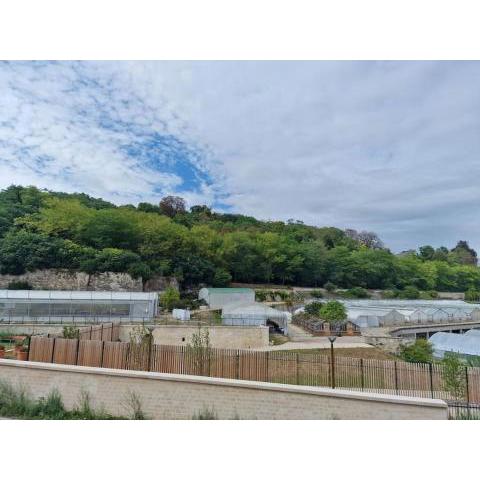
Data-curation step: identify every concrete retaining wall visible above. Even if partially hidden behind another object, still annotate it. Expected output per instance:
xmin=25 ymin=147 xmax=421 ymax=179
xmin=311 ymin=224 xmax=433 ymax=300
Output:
xmin=120 ymin=325 xmax=269 ymax=349
xmin=0 ymin=360 xmax=448 ymax=419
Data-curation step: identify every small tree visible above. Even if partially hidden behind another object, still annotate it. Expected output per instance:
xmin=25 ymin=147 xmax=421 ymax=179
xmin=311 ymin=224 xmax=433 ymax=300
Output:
xmin=442 ymin=352 xmax=466 ymax=401
xmin=399 ymin=339 xmax=433 ymax=363
xmin=310 ymin=289 xmax=323 ymax=299
xmin=187 ymin=325 xmax=212 ymax=376
xmin=319 ymin=301 xmax=347 ymax=323
xmin=160 ymin=287 xmax=180 ymax=312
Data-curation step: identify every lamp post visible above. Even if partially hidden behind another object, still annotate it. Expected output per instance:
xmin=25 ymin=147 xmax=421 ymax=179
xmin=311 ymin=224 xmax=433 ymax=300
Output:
xmin=328 ymin=335 xmax=337 ymax=389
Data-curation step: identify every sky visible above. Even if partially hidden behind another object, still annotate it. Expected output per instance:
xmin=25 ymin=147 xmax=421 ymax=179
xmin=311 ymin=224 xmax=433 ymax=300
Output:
xmin=0 ymin=60 xmax=479 ymax=253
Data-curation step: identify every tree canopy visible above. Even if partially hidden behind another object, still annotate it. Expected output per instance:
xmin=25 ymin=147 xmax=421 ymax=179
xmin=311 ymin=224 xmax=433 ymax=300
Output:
xmin=1 ymin=185 xmax=480 ymax=291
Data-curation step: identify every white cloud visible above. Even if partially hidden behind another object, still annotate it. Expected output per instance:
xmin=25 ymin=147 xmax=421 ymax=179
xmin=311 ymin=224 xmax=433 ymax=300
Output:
xmin=1 ymin=61 xmax=480 ymax=252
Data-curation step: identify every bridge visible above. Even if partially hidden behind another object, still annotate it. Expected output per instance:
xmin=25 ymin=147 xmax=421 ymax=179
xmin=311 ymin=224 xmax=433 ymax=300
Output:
xmin=391 ymin=321 xmax=480 ymax=339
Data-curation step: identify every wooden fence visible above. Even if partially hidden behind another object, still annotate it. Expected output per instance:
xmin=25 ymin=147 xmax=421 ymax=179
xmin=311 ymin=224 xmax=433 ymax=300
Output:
xmin=26 ymin=336 xmax=480 ymax=404
xmin=46 ymin=323 xmax=120 ymax=341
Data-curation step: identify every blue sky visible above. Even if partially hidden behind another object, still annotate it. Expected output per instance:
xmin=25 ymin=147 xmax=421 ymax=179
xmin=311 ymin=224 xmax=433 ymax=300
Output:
xmin=1 ymin=60 xmax=480 ymax=252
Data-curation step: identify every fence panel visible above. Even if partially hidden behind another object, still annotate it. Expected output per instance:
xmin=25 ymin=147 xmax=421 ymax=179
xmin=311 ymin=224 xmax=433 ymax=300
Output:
xmin=77 ymin=340 xmax=103 ymax=367
xmin=28 ymin=336 xmax=55 ymax=363
xmin=102 ymin=341 xmax=129 ymax=370
xmin=52 ymin=338 xmax=78 ymax=365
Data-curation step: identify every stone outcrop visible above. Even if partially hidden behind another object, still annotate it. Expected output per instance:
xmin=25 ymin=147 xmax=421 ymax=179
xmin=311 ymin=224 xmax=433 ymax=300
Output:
xmin=0 ymin=269 xmax=178 ymax=292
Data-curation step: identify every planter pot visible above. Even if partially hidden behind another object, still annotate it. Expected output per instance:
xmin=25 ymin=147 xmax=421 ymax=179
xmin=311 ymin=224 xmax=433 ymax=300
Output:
xmin=16 ymin=350 xmax=28 ymax=361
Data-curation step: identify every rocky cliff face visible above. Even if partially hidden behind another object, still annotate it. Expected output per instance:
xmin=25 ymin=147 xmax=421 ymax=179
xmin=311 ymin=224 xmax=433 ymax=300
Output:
xmin=0 ymin=269 xmax=178 ymax=292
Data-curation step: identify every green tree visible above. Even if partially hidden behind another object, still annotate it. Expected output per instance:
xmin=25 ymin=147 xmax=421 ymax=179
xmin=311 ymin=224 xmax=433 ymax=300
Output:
xmin=160 ymin=287 xmax=180 ymax=311
xmin=319 ymin=301 xmax=347 ymax=323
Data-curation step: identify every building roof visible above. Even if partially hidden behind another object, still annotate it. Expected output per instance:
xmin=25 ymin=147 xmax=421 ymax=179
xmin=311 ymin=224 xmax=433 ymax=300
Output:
xmin=0 ymin=290 xmax=158 ymax=301
xmin=222 ymin=302 xmax=286 ymax=318
xmin=201 ymin=288 xmax=254 ymax=294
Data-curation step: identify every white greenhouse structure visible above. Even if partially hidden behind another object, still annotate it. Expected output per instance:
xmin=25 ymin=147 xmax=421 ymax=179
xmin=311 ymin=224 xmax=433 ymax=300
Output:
xmin=0 ymin=290 xmax=158 ymax=323
xmin=221 ymin=302 xmax=289 ymax=332
xmin=430 ymin=331 xmax=480 ymax=359
xmin=198 ymin=287 xmax=255 ymax=309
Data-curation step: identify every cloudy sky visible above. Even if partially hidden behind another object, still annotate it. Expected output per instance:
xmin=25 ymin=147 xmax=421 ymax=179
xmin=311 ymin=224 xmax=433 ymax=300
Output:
xmin=0 ymin=61 xmax=479 ymax=252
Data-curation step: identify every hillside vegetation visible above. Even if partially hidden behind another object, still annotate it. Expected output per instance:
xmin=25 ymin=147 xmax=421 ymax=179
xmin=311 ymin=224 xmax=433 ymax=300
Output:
xmin=0 ymin=185 xmax=479 ymax=292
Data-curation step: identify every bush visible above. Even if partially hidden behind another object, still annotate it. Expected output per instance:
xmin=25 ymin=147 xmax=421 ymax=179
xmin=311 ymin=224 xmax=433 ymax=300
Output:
xmin=442 ymin=353 xmax=467 ymax=401
xmin=382 ymin=289 xmax=398 ymax=299
xmin=310 ymin=289 xmax=323 ymax=299
xmin=62 ymin=326 xmax=80 ymax=339
xmin=160 ymin=286 xmax=180 ymax=311
xmin=319 ymin=300 xmax=347 ymax=323
xmin=324 ymin=282 xmax=337 ymax=293
xmin=465 ymin=289 xmax=480 ymax=302
xmin=398 ymin=286 xmax=420 ymax=299
xmin=304 ymin=301 xmax=323 ymax=316
xmin=7 ymin=281 xmax=32 ymax=290
xmin=255 ymin=290 xmax=268 ymax=302
xmin=344 ymin=287 xmax=370 ymax=299
xmin=399 ymin=339 xmax=433 ymax=363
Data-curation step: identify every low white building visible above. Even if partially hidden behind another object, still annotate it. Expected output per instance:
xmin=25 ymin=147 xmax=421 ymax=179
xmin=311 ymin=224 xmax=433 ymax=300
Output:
xmin=198 ymin=287 xmax=255 ymax=309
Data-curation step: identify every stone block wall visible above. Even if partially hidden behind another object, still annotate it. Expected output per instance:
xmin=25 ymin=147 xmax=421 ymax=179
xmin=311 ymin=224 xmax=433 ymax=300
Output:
xmin=0 ymin=360 xmax=448 ymax=419
xmin=0 ymin=269 xmax=177 ymax=292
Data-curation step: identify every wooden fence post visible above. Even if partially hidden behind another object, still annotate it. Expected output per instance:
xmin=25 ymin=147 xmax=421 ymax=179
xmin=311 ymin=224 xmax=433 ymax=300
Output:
xmin=429 ymin=363 xmax=434 ymax=398
xmin=360 ymin=358 xmax=364 ymax=391
xmin=50 ymin=337 xmax=56 ymax=363
xmin=236 ymin=351 xmax=240 ymax=379
xmin=75 ymin=338 xmax=80 ymax=366
xmin=147 ymin=334 xmax=153 ymax=372
xmin=465 ymin=366 xmax=470 ymax=404
xmin=26 ymin=335 xmax=31 ymax=361
xmin=296 ymin=353 xmax=300 ymax=385
xmin=100 ymin=341 xmax=105 ymax=368
xmin=394 ymin=361 xmax=399 ymax=394
xmin=90 ymin=325 xmax=93 ymax=340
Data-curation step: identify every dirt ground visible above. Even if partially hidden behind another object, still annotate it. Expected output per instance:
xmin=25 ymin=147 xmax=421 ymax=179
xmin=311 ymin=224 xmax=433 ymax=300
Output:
xmin=273 ymin=346 xmax=395 ymax=360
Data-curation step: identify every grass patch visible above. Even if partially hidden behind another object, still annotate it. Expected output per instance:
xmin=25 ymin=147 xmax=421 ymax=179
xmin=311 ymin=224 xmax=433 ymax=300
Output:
xmin=0 ymin=380 xmax=146 ymax=420
xmin=272 ymin=347 xmax=395 ymax=361
xmin=270 ymin=334 xmax=289 ymax=346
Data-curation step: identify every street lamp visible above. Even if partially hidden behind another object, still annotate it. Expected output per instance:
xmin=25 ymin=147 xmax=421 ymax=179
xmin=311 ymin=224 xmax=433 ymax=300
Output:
xmin=328 ymin=336 xmax=337 ymax=389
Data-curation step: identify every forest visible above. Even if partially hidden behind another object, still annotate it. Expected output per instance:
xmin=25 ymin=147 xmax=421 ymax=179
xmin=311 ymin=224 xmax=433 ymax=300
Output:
xmin=0 ymin=184 xmax=479 ymax=293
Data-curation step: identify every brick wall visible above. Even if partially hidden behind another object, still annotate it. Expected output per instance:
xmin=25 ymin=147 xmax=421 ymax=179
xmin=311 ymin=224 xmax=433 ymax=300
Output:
xmin=0 ymin=359 xmax=448 ymax=419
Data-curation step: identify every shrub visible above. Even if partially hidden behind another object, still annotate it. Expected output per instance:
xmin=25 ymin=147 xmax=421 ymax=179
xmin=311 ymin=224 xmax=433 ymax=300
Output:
xmin=160 ymin=286 xmax=180 ymax=311
xmin=62 ymin=326 xmax=80 ymax=339
xmin=344 ymin=287 xmax=370 ymax=299
xmin=304 ymin=301 xmax=323 ymax=316
xmin=324 ymin=282 xmax=337 ymax=293
xmin=192 ymin=406 xmax=218 ymax=420
xmin=465 ymin=289 xmax=480 ymax=302
xmin=7 ymin=280 xmax=32 ymax=290
xmin=255 ymin=290 xmax=268 ymax=302
xmin=382 ymin=289 xmax=398 ymax=299
xmin=310 ymin=289 xmax=323 ymax=299
xmin=442 ymin=353 xmax=467 ymax=401
xmin=399 ymin=339 xmax=433 ymax=363
xmin=319 ymin=300 xmax=347 ymax=323
xmin=398 ymin=286 xmax=420 ymax=299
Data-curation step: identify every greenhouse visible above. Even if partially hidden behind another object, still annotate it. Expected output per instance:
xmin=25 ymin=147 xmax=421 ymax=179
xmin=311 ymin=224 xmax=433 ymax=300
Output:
xmin=0 ymin=290 xmax=158 ymax=322
xmin=198 ymin=287 xmax=255 ymax=309
xmin=222 ymin=302 xmax=289 ymax=332
xmin=430 ymin=331 xmax=480 ymax=359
